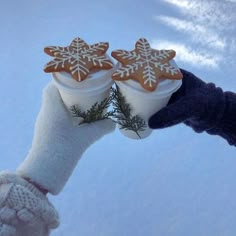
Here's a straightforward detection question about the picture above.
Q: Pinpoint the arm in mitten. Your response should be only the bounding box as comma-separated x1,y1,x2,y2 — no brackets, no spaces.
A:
0,83,115,236
148,69,236,146
17,83,115,195
0,172,59,236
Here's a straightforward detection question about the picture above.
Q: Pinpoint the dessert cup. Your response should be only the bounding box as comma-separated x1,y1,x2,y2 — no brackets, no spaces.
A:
115,61,182,139
52,68,114,124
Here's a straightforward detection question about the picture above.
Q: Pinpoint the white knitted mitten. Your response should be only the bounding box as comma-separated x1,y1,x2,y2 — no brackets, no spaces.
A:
17,83,115,195
0,172,59,236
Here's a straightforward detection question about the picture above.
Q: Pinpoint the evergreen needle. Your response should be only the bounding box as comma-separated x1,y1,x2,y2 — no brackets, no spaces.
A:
111,84,147,138
70,96,115,125
70,84,147,139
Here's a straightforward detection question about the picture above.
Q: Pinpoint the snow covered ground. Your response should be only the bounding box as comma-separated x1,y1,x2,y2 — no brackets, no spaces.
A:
50,127,236,236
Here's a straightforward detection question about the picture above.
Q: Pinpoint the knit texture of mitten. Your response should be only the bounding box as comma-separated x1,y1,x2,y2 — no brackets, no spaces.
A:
148,69,236,146
205,91,236,146
0,172,59,236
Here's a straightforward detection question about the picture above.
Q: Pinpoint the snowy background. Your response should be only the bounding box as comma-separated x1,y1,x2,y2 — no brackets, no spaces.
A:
0,0,235,235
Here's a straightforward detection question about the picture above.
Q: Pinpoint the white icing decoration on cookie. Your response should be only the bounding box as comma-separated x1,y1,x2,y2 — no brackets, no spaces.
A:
112,38,181,89
44,38,113,81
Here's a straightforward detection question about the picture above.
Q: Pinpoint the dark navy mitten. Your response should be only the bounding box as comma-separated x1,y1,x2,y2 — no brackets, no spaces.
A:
148,69,236,146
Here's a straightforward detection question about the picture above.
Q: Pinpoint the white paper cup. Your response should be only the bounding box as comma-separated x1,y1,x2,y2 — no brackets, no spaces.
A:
115,64,182,139
52,68,114,123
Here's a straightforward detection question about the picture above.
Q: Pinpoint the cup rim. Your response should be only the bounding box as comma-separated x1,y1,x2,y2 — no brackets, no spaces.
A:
52,70,114,95
115,79,182,99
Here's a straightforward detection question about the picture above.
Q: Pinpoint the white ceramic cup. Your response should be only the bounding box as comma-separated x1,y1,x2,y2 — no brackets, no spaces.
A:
115,63,182,139
52,68,114,123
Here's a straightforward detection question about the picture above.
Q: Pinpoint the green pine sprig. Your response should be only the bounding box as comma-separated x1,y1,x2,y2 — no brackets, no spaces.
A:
110,84,147,138
70,85,147,138
70,96,115,125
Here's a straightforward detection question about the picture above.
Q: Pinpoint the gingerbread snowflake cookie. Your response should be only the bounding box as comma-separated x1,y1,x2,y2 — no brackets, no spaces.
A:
111,38,183,92
44,37,114,82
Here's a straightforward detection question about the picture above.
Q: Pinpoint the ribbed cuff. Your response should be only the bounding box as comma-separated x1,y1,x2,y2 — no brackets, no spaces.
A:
207,91,236,146
0,171,46,198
